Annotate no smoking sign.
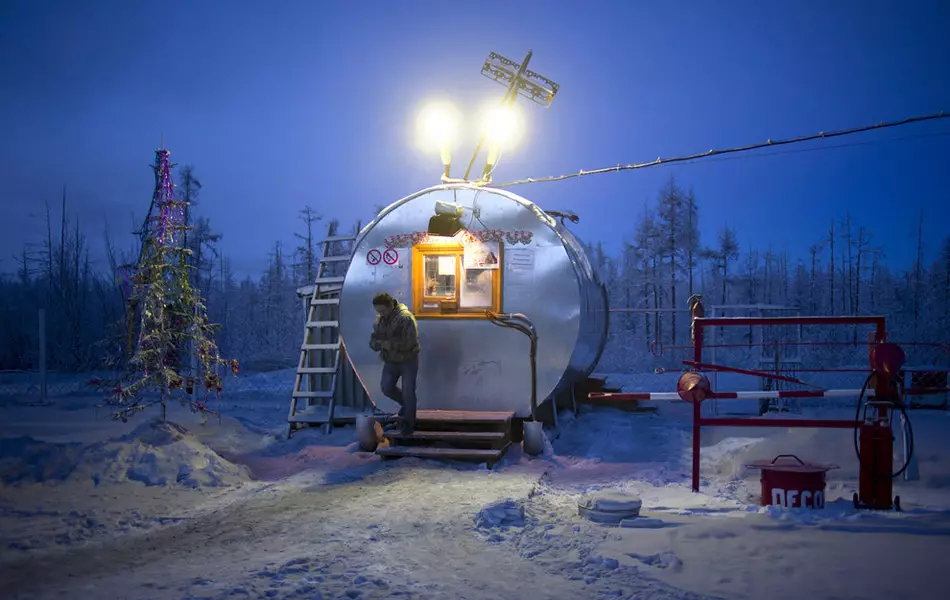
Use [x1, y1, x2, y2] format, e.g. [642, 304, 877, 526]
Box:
[366, 248, 399, 266]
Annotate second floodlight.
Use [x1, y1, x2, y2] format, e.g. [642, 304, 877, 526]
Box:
[417, 101, 462, 175]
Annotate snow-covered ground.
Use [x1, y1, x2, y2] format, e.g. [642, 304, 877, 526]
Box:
[2, 370, 950, 600]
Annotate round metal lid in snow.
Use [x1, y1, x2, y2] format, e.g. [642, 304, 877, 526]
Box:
[578, 491, 643, 522]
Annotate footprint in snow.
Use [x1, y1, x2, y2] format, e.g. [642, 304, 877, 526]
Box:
[625, 551, 684, 571]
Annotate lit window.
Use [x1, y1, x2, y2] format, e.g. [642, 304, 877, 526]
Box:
[423, 255, 457, 298]
[411, 242, 502, 318]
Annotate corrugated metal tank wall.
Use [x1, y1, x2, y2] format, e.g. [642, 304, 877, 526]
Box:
[554, 224, 609, 396]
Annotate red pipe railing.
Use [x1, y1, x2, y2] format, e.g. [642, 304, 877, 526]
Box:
[688, 315, 888, 493]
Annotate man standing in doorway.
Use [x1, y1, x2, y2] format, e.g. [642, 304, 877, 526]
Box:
[369, 292, 421, 435]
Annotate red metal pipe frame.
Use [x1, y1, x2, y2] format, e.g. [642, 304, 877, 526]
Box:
[773, 368, 950, 374]
[688, 315, 888, 494]
[692, 324, 704, 492]
[694, 315, 887, 334]
[698, 417, 859, 429]
[668, 341, 881, 350]
[683, 360, 819, 387]
[588, 387, 949, 401]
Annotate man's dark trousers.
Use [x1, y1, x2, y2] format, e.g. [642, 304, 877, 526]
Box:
[380, 356, 418, 433]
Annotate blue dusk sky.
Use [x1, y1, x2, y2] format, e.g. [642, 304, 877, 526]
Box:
[1, 0, 949, 278]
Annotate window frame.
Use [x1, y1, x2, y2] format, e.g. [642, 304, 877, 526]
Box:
[410, 241, 503, 319]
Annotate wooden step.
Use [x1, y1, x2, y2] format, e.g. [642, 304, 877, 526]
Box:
[385, 430, 507, 443]
[297, 367, 337, 374]
[314, 276, 346, 285]
[311, 298, 341, 306]
[322, 236, 357, 243]
[414, 410, 514, 424]
[375, 445, 507, 463]
[320, 255, 351, 263]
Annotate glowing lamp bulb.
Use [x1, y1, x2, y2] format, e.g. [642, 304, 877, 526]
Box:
[417, 101, 461, 163]
[482, 105, 524, 149]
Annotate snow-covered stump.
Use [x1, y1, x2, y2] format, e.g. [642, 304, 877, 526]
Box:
[522, 420, 544, 456]
[356, 415, 382, 452]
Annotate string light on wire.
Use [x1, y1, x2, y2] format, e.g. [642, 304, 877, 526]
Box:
[491, 110, 950, 189]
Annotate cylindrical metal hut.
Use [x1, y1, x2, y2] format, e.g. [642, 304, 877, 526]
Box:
[339, 183, 608, 418]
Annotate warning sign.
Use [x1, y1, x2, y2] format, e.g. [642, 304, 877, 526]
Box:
[383, 248, 399, 265]
[367, 249, 382, 265]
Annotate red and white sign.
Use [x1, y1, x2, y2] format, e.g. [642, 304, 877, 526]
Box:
[771, 488, 825, 509]
[366, 249, 382, 265]
[383, 248, 399, 265]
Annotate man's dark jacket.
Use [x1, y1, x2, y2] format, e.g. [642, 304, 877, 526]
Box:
[369, 303, 420, 363]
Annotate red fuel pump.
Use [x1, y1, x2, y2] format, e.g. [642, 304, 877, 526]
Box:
[853, 343, 915, 511]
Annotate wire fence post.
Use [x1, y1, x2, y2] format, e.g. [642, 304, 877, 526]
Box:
[38, 308, 47, 403]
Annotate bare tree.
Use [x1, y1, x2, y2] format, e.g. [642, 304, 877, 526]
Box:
[702, 226, 740, 305]
[808, 242, 821, 314]
[913, 210, 924, 339]
[743, 247, 760, 304]
[294, 205, 322, 285]
[827, 220, 836, 316]
[657, 176, 687, 344]
[189, 217, 222, 294]
[841, 212, 854, 315]
[683, 189, 701, 300]
[942, 236, 950, 317]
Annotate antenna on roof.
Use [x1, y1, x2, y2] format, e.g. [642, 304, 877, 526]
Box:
[462, 50, 561, 182]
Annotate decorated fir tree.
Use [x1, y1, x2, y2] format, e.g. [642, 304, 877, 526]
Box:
[96, 146, 237, 422]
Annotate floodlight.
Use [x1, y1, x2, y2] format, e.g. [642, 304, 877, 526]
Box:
[417, 101, 461, 174]
[482, 105, 524, 149]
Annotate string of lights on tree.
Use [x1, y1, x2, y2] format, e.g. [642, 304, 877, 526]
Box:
[92, 147, 237, 423]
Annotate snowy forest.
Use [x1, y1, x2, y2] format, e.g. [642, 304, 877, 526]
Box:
[1, 172, 948, 375]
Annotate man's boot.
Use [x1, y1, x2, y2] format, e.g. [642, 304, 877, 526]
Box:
[382, 418, 404, 436]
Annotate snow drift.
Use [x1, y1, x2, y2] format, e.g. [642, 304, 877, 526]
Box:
[0, 419, 251, 488]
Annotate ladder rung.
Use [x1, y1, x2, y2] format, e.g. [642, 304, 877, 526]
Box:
[306, 320, 339, 328]
[311, 298, 341, 306]
[322, 236, 357, 243]
[298, 367, 337, 374]
[320, 255, 351, 263]
[292, 390, 334, 398]
[314, 277, 345, 284]
[302, 343, 340, 351]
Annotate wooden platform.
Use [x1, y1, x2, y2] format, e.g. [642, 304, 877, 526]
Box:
[375, 410, 515, 468]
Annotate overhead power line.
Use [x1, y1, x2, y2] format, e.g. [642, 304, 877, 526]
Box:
[684, 130, 950, 165]
[491, 110, 950, 189]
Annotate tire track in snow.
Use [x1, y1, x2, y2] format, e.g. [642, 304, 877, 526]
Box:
[0, 462, 600, 599]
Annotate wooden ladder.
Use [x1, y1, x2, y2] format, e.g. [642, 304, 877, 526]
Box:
[287, 233, 357, 438]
